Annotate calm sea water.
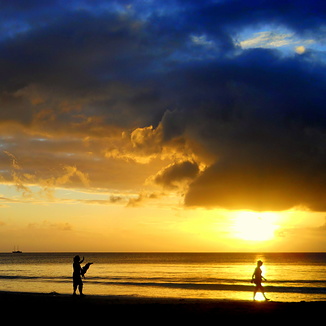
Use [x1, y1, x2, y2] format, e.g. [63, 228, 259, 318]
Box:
[0, 252, 325, 302]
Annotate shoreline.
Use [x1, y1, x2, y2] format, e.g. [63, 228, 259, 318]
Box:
[1, 291, 325, 322]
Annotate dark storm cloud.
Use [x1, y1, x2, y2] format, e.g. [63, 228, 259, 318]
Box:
[1, 0, 326, 211]
[0, 5, 170, 127]
[153, 161, 200, 189]
[183, 0, 326, 34]
[171, 49, 326, 211]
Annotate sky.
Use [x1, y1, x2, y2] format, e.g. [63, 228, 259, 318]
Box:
[1, 0, 326, 252]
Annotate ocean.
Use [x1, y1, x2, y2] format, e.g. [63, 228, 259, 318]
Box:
[0, 252, 325, 302]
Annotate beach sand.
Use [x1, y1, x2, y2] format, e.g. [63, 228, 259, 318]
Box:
[1, 291, 324, 323]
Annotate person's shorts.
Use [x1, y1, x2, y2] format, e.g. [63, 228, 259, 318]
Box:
[73, 275, 83, 286]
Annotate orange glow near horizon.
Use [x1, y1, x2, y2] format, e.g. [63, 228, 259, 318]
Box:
[1, 180, 326, 252]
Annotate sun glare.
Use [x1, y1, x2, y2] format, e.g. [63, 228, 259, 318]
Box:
[232, 211, 279, 241]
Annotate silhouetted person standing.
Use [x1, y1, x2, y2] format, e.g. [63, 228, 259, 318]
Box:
[251, 260, 269, 301]
[73, 255, 84, 296]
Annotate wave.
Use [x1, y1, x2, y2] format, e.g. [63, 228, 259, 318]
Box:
[80, 279, 326, 295]
[1, 274, 325, 295]
[0, 275, 40, 280]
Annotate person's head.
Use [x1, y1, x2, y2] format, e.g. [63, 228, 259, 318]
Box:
[257, 260, 263, 267]
[74, 255, 80, 263]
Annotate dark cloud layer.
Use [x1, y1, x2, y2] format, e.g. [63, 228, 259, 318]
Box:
[154, 160, 200, 189]
[1, 0, 326, 211]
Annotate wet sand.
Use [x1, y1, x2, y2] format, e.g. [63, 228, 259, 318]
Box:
[1, 291, 324, 323]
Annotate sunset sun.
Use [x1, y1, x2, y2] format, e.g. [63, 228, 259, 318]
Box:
[232, 211, 280, 241]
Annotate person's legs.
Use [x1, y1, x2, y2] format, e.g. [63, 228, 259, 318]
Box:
[253, 285, 258, 300]
[78, 280, 84, 295]
[260, 286, 269, 300]
[73, 281, 78, 295]
[258, 284, 269, 300]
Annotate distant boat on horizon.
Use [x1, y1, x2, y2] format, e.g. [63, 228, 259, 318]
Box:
[12, 246, 22, 254]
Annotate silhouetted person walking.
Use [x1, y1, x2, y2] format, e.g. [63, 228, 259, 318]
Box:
[73, 255, 84, 296]
[251, 260, 269, 301]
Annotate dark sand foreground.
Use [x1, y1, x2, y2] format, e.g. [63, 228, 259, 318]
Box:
[1, 291, 324, 323]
